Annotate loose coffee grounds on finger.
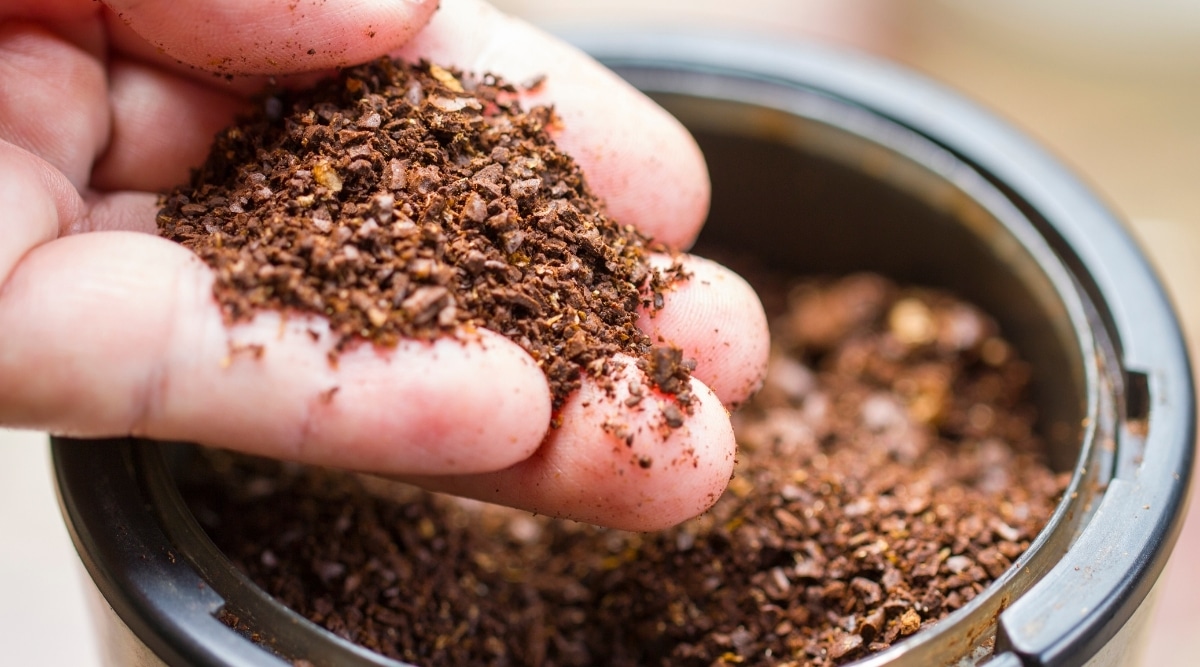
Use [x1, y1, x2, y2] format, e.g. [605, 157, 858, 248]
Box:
[182, 273, 1068, 666]
[156, 58, 692, 414]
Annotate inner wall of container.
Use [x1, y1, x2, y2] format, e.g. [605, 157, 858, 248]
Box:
[663, 93, 1088, 472]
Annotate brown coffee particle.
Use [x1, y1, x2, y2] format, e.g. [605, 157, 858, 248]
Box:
[182, 273, 1067, 666]
[156, 57, 690, 413]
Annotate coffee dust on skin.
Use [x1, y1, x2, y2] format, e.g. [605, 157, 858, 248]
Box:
[156, 57, 695, 420]
[182, 274, 1068, 667]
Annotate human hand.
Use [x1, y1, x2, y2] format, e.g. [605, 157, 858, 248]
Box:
[0, 0, 769, 530]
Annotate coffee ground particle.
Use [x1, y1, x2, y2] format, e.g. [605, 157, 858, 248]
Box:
[181, 273, 1068, 666]
[156, 57, 692, 412]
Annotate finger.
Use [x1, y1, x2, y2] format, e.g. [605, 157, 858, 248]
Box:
[0, 147, 553, 476]
[91, 58, 247, 192]
[396, 0, 710, 249]
[0, 19, 109, 190]
[101, 8, 333, 98]
[102, 0, 440, 75]
[640, 254, 770, 408]
[404, 356, 737, 531]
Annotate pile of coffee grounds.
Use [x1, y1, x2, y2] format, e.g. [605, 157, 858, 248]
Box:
[180, 274, 1068, 667]
[156, 58, 690, 410]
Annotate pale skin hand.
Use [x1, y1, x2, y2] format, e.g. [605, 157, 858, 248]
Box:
[0, 0, 770, 530]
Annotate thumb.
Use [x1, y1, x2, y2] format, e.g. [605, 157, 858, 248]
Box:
[102, 0, 440, 75]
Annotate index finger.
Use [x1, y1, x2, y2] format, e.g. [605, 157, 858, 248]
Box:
[102, 0, 441, 75]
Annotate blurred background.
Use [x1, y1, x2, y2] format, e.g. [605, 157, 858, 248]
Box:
[2, 1, 1196, 664]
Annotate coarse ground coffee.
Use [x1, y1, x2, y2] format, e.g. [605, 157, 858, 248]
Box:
[181, 273, 1067, 666]
[156, 57, 692, 413]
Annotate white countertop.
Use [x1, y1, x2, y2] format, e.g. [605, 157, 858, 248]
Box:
[0, 429, 99, 667]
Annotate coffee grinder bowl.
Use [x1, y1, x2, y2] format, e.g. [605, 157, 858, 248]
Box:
[53, 31, 1194, 667]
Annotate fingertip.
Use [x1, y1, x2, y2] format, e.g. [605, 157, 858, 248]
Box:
[535, 364, 739, 531]
[408, 357, 738, 531]
[596, 376, 738, 531]
[640, 254, 770, 408]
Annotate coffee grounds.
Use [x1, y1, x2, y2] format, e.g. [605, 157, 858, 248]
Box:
[156, 58, 691, 411]
[181, 273, 1067, 666]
